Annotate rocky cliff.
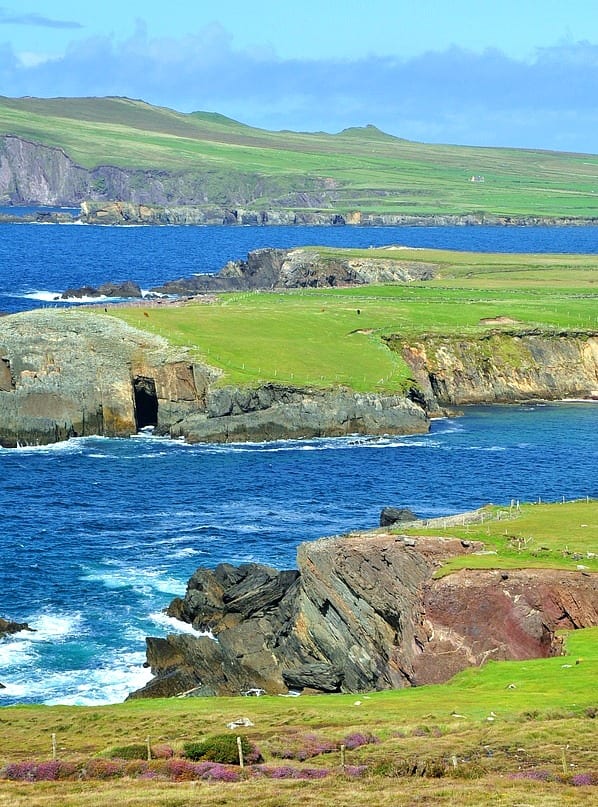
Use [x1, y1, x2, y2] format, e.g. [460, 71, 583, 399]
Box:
[76, 201, 598, 228]
[0, 310, 217, 446]
[129, 520, 597, 698]
[0, 310, 429, 447]
[393, 330, 598, 408]
[151, 247, 438, 296]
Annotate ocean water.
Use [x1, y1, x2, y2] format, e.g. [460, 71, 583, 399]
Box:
[1, 222, 598, 314]
[0, 221, 597, 705]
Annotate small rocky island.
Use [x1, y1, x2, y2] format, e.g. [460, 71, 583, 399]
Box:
[128, 509, 597, 699]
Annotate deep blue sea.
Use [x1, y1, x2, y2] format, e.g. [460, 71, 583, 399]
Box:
[0, 220, 596, 705]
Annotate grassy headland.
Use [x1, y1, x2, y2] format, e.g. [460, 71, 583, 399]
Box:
[2, 95, 598, 218]
[401, 499, 598, 576]
[107, 246, 598, 390]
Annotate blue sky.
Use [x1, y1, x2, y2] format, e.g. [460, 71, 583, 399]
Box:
[1, 1, 598, 152]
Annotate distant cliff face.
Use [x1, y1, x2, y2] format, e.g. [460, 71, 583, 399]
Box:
[393, 331, 598, 408]
[0, 135, 331, 211]
[129, 525, 597, 698]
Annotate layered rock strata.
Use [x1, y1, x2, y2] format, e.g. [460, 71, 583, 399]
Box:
[130, 525, 597, 698]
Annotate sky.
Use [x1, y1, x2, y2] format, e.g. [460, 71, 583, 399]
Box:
[1, 1, 598, 153]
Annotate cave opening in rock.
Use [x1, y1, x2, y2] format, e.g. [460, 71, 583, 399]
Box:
[133, 376, 158, 430]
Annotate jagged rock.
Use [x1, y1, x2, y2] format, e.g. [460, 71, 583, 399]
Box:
[60, 281, 142, 300]
[0, 617, 32, 636]
[130, 523, 598, 699]
[380, 506, 418, 527]
[171, 384, 430, 444]
[151, 247, 438, 296]
[282, 663, 343, 692]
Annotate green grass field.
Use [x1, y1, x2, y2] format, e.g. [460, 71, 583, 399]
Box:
[2, 95, 598, 218]
[399, 500, 598, 575]
[106, 246, 598, 390]
[0, 628, 595, 805]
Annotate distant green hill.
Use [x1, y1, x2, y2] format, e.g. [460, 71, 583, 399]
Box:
[2, 95, 598, 218]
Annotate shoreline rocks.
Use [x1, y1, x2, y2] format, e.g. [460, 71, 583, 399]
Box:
[0, 617, 33, 637]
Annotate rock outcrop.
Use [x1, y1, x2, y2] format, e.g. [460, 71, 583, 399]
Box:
[171, 384, 428, 444]
[151, 247, 438, 296]
[130, 523, 597, 698]
[0, 617, 32, 637]
[393, 330, 598, 407]
[0, 310, 216, 446]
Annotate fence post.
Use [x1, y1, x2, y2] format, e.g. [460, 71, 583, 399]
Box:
[237, 736, 245, 769]
[146, 736, 151, 761]
[340, 743, 346, 769]
[51, 733, 57, 760]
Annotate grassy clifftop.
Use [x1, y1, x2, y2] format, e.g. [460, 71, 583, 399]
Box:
[108, 246, 598, 391]
[2, 95, 598, 218]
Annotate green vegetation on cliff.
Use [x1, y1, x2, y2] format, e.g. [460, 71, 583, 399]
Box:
[2, 95, 598, 218]
[401, 499, 598, 576]
[108, 246, 598, 391]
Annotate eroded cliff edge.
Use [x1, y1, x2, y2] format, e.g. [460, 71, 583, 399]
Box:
[129, 521, 597, 698]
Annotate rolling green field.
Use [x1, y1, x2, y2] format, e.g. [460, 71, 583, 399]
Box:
[2, 95, 598, 218]
[107, 246, 598, 391]
[401, 500, 598, 576]
[0, 627, 596, 805]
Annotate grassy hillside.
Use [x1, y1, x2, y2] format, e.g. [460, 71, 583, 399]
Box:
[107, 246, 598, 390]
[0, 628, 596, 805]
[2, 95, 598, 217]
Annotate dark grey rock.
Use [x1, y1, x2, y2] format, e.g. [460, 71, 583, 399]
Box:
[380, 506, 418, 527]
[282, 663, 343, 692]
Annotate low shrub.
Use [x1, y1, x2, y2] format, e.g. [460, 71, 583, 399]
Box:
[509, 769, 553, 782]
[151, 743, 174, 759]
[271, 732, 336, 761]
[572, 772, 597, 786]
[256, 765, 330, 780]
[342, 731, 380, 750]
[183, 734, 261, 765]
[1, 760, 78, 782]
[83, 759, 124, 780]
[105, 743, 149, 760]
[372, 756, 448, 778]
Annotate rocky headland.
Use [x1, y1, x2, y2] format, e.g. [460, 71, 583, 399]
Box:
[129, 510, 597, 698]
[1, 294, 597, 447]
[0, 309, 429, 447]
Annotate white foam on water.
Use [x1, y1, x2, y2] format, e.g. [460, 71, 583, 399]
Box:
[42, 655, 153, 706]
[21, 290, 119, 304]
[24, 611, 86, 643]
[0, 637, 36, 669]
[80, 565, 186, 596]
[172, 547, 201, 558]
[149, 611, 215, 639]
[0, 438, 86, 455]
